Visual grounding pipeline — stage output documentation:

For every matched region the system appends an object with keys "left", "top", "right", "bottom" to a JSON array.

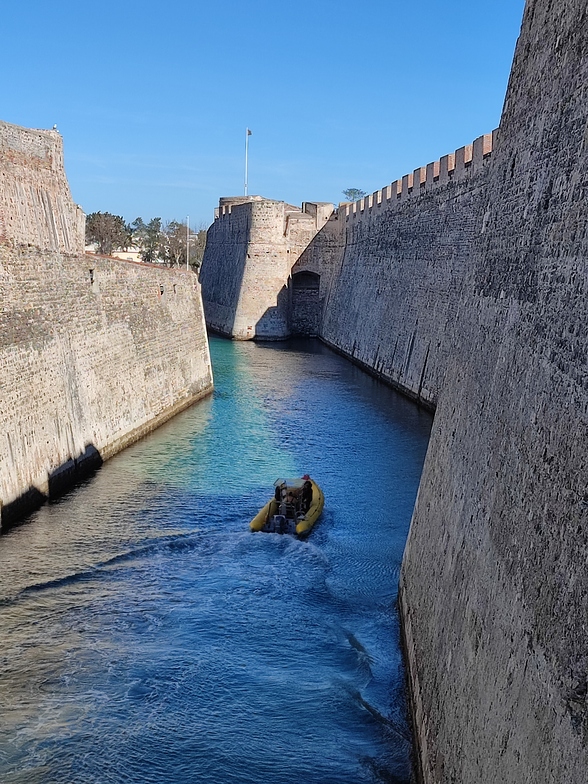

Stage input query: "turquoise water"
[{"left": 0, "top": 337, "right": 432, "bottom": 784}]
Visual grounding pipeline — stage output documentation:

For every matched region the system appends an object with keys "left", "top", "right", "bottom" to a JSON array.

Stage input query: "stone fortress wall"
[
  {"left": 0, "top": 120, "right": 213, "bottom": 526},
  {"left": 321, "top": 131, "right": 496, "bottom": 408},
  {"left": 200, "top": 1, "right": 588, "bottom": 779},
  {"left": 0, "top": 120, "right": 85, "bottom": 254},
  {"left": 200, "top": 196, "right": 334, "bottom": 339},
  {"left": 399, "top": 0, "right": 588, "bottom": 780}
]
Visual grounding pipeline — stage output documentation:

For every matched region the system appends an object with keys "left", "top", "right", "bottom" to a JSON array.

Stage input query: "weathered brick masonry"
[{"left": 0, "top": 121, "right": 213, "bottom": 525}]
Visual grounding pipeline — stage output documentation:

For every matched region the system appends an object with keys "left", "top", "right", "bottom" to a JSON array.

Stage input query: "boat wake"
[{"left": 0, "top": 531, "right": 205, "bottom": 608}]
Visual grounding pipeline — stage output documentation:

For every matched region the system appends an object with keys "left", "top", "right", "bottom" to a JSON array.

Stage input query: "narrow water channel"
[{"left": 0, "top": 336, "right": 432, "bottom": 784}]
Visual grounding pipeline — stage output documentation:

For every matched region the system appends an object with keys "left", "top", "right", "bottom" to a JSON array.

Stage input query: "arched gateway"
[{"left": 290, "top": 270, "right": 321, "bottom": 336}]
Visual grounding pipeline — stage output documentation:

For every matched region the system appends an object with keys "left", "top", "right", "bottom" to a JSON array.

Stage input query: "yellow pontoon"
[{"left": 250, "top": 476, "right": 324, "bottom": 537}]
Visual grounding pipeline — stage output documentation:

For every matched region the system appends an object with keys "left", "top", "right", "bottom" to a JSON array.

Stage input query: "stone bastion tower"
[{"left": 199, "top": 196, "right": 339, "bottom": 339}]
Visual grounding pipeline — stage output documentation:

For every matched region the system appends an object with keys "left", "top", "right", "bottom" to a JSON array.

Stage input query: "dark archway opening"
[{"left": 290, "top": 271, "right": 321, "bottom": 336}]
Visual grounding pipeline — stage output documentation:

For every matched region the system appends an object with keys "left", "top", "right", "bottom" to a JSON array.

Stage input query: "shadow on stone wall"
[
  {"left": 290, "top": 270, "right": 321, "bottom": 336},
  {"left": 199, "top": 208, "right": 250, "bottom": 337},
  {"left": 1, "top": 444, "right": 103, "bottom": 531},
  {"left": 254, "top": 284, "right": 290, "bottom": 339}
]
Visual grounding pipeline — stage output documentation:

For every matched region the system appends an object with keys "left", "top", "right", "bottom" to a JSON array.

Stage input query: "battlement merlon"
[
  {"left": 213, "top": 196, "right": 335, "bottom": 233},
  {"left": 345, "top": 130, "right": 498, "bottom": 220},
  {"left": 0, "top": 119, "right": 85, "bottom": 254}
]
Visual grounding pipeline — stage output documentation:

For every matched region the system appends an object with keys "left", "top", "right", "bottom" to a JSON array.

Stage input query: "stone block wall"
[
  {"left": 200, "top": 197, "right": 334, "bottom": 339},
  {"left": 398, "top": 0, "right": 588, "bottom": 781},
  {"left": 0, "top": 120, "right": 85, "bottom": 254},
  {"left": 320, "top": 136, "right": 494, "bottom": 407},
  {"left": 0, "top": 244, "right": 212, "bottom": 525}
]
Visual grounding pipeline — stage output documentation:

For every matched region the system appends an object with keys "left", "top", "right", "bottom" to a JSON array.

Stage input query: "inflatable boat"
[{"left": 250, "top": 476, "right": 324, "bottom": 537}]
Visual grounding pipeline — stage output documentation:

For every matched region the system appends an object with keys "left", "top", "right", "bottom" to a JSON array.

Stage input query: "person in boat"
[
  {"left": 281, "top": 490, "right": 298, "bottom": 518},
  {"left": 275, "top": 481, "right": 287, "bottom": 502},
  {"left": 301, "top": 480, "right": 313, "bottom": 513}
]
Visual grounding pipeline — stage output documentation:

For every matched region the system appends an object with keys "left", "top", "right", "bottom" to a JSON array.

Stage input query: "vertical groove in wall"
[{"left": 0, "top": 120, "right": 85, "bottom": 254}]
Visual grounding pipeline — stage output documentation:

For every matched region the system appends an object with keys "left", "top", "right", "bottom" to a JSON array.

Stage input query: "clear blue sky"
[{"left": 1, "top": 0, "right": 526, "bottom": 228}]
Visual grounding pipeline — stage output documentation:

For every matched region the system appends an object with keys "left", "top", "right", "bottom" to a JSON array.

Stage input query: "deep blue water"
[{"left": 0, "top": 336, "right": 432, "bottom": 784}]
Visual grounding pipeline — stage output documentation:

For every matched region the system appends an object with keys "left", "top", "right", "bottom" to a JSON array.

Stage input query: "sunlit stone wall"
[
  {"left": 0, "top": 120, "right": 85, "bottom": 254},
  {"left": 200, "top": 198, "right": 334, "bottom": 339},
  {"left": 0, "top": 244, "right": 212, "bottom": 524},
  {"left": 399, "top": 0, "right": 588, "bottom": 780}
]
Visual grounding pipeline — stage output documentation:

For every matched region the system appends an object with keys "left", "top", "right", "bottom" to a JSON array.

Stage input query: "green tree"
[
  {"left": 160, "top": 220, "right": 188, "bottom": 267},
  {"left": 342, "top": 188, "right": 367, "bottom": 202},
  {"left": 189, "top": 226, "right": 207, "bottom": 272},
  {"left": 157, "top": 220, "right": 208, "bottom": 270},
  {"left": 132, "top": 217, "right": 163, "bottom": 263},
  {"left": 86, "top": 212, "right": 132, "bottom": 256}
]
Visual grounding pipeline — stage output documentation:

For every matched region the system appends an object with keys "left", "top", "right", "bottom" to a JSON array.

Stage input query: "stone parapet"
[{"left": 344, "top": 131, "right": 496, "bottom": 226}]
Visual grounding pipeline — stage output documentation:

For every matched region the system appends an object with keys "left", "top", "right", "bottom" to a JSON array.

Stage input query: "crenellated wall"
[
  {"left": 344, "top": 131, "right": 495, "bottom": 226},
  {"left": 0, "top": 120, "right": 85, "bottom": 254},
  {"left": 321, "top": 131, "right": 495, "bottom": 407}
]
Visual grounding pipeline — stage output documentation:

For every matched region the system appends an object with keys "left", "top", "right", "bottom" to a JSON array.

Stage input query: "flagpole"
[{"left": 244, "top": 128, "right": 250, "bottom": 196}]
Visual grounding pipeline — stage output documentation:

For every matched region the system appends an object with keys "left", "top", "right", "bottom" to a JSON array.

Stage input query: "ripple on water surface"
[{"left": 0, "top": 337, "right": 432, "bottom": 784}]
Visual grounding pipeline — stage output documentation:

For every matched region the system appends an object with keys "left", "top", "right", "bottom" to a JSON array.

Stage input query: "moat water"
[{"left": 0, "top": 337, "right": 432, "bottom": 784}]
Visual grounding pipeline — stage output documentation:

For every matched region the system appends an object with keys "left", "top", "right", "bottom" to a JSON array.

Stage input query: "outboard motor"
[{"left": 264, "top": 514, "right": 287, "bottom": 533}]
